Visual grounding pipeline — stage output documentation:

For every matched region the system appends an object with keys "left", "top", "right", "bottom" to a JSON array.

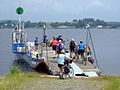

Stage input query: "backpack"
[
  {"left": 70, "top": 41, "right": 75, "bottom": 48},
  {"left": 58, "top": 43, "right": 63, "bottom": 51}
]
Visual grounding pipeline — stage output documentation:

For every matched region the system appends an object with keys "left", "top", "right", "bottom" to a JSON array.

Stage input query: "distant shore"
[
  {"left": 1, "top": 18, "right": 120, "bottom": 29},
  {"left": 1, "top": 27, "right": 120, "bottom": 30}
]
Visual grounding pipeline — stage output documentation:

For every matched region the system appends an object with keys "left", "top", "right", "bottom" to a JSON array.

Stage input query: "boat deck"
[
  {"left": 41, "top": 46, "right": 101, "bottom": 75},
  {"left": 25, "top": 42, "right": 101, "bottom": 76}
]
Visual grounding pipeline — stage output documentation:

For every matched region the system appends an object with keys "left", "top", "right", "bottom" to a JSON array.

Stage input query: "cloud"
[
  {"left": 0, "top": 0, "right": 120, "bottom": 22},
  {"left": 90, "top": 0, "right": 104, "bottom": 7},
  {"left": 22, "top": 0, "right": 65, "bottom": 14}
]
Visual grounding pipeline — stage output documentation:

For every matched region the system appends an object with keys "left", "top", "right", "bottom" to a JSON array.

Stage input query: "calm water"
[{"left": 0, "top": 28, "right": 120, "bottom": 76}]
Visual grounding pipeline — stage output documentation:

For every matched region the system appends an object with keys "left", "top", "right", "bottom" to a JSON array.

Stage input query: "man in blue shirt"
[
  {"left": 78, "top": 40, "right": 85, "bottom": 59},
  {"left": 34, "top": 37, "right": 39, "bottom": 51}
]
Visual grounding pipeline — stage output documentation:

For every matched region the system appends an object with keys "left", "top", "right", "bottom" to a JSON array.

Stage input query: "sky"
[{"left": 0, "top": 0, "right": 120, "bottom": 22}]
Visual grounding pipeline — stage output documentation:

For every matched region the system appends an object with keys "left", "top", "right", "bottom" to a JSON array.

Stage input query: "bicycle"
[{"left": 59, "top": 60, "right": 74, "bottom": 79}]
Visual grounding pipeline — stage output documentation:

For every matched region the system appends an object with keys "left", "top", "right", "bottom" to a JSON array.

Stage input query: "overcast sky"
[{"left": 0, "top": 0, "right": 120, "bottom": 22}]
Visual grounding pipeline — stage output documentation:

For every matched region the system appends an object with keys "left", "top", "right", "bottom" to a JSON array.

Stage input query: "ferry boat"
[
  {"left": 12, "top": 7, "right": 102, "bottom": 77},
  {"left": 12, "top": 7, "right": 52, "bottom": 74}
]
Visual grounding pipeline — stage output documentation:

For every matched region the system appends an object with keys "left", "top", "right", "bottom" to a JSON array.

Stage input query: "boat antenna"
[
  {"left": 43, "top": 25, "right": 50, "bottom": 68},
  {"left": 86, "top": 24, "right": 100, "bottom": 68},
  {"left": 16, "top": 1, "right": 24, "bottom": 31}
]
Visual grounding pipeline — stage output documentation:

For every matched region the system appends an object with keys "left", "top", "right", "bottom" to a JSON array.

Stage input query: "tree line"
[
  {"left": 0, "top": 18, "right": 120, "bottom": 29},
  {"left": 51, "top": 18, "right": 118, "bottom": 29}
]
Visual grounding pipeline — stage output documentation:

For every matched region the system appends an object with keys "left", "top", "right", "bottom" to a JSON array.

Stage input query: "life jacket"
[{"left": 34, "top": 40, "right": 39, "bottom": 46}]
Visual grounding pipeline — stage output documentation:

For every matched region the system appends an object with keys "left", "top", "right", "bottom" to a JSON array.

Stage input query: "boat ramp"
[{"left": 29, "top": 43, "right": 102, "bottom": 77}]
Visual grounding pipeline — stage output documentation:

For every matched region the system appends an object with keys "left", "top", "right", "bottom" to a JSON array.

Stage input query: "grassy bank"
[
  {"left": 0, "top": 67, "right": 120, "bottom": 90},
  {"left": 89, "top": 76, "right": 120, "bottom": 90}
]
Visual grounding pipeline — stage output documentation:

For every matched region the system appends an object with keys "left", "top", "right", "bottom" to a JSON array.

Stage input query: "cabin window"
[{"left": 12, "top": 32, "right": 25, "bottom": 44}]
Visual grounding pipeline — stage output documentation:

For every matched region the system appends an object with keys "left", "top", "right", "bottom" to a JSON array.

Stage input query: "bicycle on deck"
[{"left": 59, "top": 60, "right": 74, "bottom": 79}]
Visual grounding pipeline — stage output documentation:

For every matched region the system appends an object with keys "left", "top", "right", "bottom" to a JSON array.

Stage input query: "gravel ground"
[{"left": 14, "top": 75, "right": 106, "bottom": 90}]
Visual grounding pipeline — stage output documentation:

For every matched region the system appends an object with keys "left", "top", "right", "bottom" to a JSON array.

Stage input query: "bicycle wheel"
[{"left": 68, "top": 67, "right": 74, "bottom": 78}]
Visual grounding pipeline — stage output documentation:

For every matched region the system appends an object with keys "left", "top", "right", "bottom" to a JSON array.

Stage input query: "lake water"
[{"left": 0, "top": 28, "right": 120, "bottom": 76}]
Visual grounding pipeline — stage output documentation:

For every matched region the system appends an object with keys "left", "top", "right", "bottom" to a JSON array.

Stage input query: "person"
[
  {"left": 51, "top": 37, "right": 58, "bottom": 50},
  {"left": 69, "top": 39, "right": 76, "bottom": 53},
  {"left": 56, "top": 40, "right": 65, "bottom": 54},
  {"left": 74, "top": 45, "right": 79, "bottom": 60},
  {"left": 84, "top": 45, "right": 91, "bottom": 56},
  {"left": 64, "top": 49, "right": 72, "bottom": 64},
  {"left": 88, "top": 55, "right": 94, "bottom": 64},
  {"left": 78, "top": 40, "right": 85, "bottom": 59},
  {"left": 65, "top": 49, "right": 70, "bottom": 57},
  {"left": 51, "top": 37, "right": 58, "bottom": 58},
  {"left": 34, "top": 37, "right": 39, "bottom": 51},
  {"left": 43, "top": 33, "right": 48, "bottom": 44},
  {"left": 84, "top": 45, "right": 94, "bottom": 64},
  {"left": 58, "top": 50, "right": 73, "bottom": 74},
  {"left": 57, "top": 35, "right": 63, "bottom": 41}
]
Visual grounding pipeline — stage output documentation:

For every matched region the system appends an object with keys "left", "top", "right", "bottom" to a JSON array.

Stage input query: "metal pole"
[
  {"left": 40, "top": 25, "right": 46, "bottom": 57},
  {"left": 85, "top": 24, "right": 90, "bottom": 65},
  {"left": 46, "top": 42, "right": 49, "bottom": 67},
  {"left": 43, "top": 25, "right": 49, "bottom": 68},
  {"left": 88, "top": 27, "right": 99, "bottom": 68}
]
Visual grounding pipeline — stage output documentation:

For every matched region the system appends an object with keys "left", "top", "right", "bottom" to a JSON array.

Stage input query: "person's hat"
[
  {"left": 65, "top": 49, "right": 69, "bottom": 52},
  {"left": 71, "top": 38, "right": 74, "bottom": 41},
  {"left": 59, "top": 40, "right": 62, "bottom": 42},
  {"left": 80, "top": 40, "right": 83, "bottom": 43}
]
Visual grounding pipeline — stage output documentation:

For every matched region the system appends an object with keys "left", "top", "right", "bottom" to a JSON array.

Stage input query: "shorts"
[
  {"left": 35, "top": 45, "right": 39, "bottom": 48},
  {"left": 70, "top": 47, "right": 75, "bottom": 52},
  {"left": 52, "top": 45, "right": 57, "bottom": 50},
  {"left": 74, "top": 51, "right": 78, "bottom": 54},
  {"left": 58, "top": 64, "right": 64, "bottom": 67},
  {"left": 78, "top": 50, "right": 84, "bottom": 55},
  {"left": 57, "top": 49, "right": 62, "bottom": 54}
]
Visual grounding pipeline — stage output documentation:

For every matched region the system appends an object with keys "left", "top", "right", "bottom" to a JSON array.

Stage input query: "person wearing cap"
[
  {"left": 56, "top": 40, "right": 65, "bottom": 54},
  {"left": 57, "top": 50, "right": 73, "bottom": 74},
  {"left": 69, "top": 38, "right": 77, "bottom": 53}
]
